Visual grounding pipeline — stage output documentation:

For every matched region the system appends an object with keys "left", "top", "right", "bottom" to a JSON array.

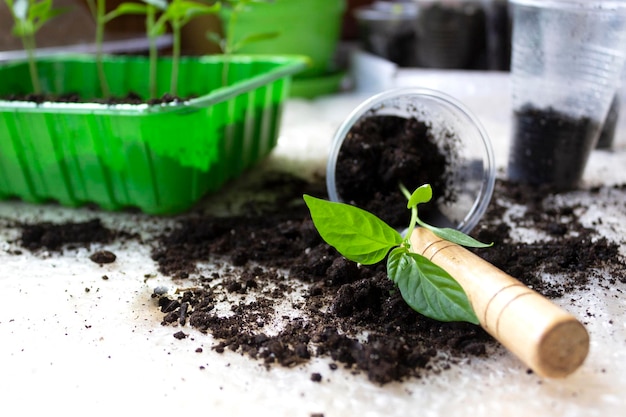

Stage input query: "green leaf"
[
  {"left": 153, "top": 12, "right": 169, "bottom": 34},
  {"left": 417, "top": 220, "right": 492, "bottom": 248},
  {"left": 233, "top": 31, "right": 279, "bottom": 51},
  {"left": 303, "top": 195, "right": 402, "bottom": 265},
  {"left": 113, "top": 3, "right": 150, "bottom": 15},
  {"left": 28, "top": 0, "right": 50, "bottom": 19},
  {"left": 387, "top": 247, "right": 478, "bottom": 324},
  {"left": 407, "top": 184, "right": 433, "bottom": 209},
  {"left": 206, "top": 31, "right": 224, "bottom": 47},
  {"left": 104, "top": 3, "right": 148, "bottom": 24},
  {"left": 165, "top": 0, "right": 220, "bottom": 24},
  {"left": 33, "top": 7, "right": 68, "bottom": 31}
]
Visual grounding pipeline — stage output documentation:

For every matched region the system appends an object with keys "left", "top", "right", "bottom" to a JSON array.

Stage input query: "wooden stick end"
[{"left": 535, "top": 318, "right": 590, "bottom": 378}]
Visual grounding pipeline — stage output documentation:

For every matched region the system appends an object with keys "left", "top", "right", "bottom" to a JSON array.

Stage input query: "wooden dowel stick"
[{"left": 409, "top": 228, "right": 589, "bottom": 378}]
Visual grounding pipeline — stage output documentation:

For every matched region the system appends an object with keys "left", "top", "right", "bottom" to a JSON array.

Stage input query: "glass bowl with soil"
[{"left": 327, "top": 87, "right": 495, "bottom": 234}]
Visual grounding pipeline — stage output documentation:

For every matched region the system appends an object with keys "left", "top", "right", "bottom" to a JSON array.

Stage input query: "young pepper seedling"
[
  {"left": 207, "top": 0, "right": 280, "bottom": 86},
  {"left": 98, "top": 0, "right": 169, "bottom": 99},
  {"left": 303, "top": 184, "right": 492, "bottom": 324},
  {"left": 4, "top": 0, "right": 67, "bottom": 94},
  {"left": 153, "top": 0, "right": 221, "bottom": 95}
]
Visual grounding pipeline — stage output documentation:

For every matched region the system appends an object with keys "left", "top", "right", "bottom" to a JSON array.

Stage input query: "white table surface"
[{"left": 1, "top": 69, "right": 626, "bottom": 416}]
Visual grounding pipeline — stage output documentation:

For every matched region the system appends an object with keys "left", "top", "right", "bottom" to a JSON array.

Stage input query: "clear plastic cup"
[
  {"left": 326, "top": 88, "right": 495, "bottom": 234},
  {"left": 508, "top": 0, "right": 626, "bottom": 189}
]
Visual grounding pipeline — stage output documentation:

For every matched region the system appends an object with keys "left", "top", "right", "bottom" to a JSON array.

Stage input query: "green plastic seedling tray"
[{"left": 0, "top": 54, "right": 307, "bottom": 214}]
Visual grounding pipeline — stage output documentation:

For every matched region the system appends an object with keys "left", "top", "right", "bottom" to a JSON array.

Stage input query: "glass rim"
[
  {"left": 510, "top": 0, "right": 626, "bottom": 11},
  {"left": 326, "top": 87, "right": 496, "bottom": 234}
]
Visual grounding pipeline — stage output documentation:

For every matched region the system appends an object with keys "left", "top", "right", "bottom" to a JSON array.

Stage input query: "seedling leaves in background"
[
  {"left": 4, "top": 0, "right": 67, "bottom": 93},
  {"left": 155, "top": 0, "right": 221, "bottom": 95}
]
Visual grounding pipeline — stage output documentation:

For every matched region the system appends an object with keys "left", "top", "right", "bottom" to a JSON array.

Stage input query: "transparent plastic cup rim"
[
  {"left": 326, "top": 87, "right": 496, "bottom": 234},
  {"left": 510, "top": 0, "right": 626, "bottom": 11}
]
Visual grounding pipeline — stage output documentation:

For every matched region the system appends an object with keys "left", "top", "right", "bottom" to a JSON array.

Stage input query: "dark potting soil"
[
  {"left": 11, "top": 173, "right": 626, "bottom": 384},
  {"left": 19, "top": 218, "right": 115, "bottom": 251},
  {"left": 8, "top": 108, "right": 626, "bottom": 384},
  {"left": 89, "top": 250, "right": 117, "bottom": 265},
  {"left": 9, "top": 108, "right": 625, "bottom": 385},
  {"left": 0, "top": 92, "right": 190, "bottom": 105},
  {"left": 334, "top": 114, "right": 450, "bottom": 229},
  {"left": 147, "top": 176, "right": 626, "bottom": 384},
  {"left": 508, "top": 104, "right": 601, "bottom": 190}
]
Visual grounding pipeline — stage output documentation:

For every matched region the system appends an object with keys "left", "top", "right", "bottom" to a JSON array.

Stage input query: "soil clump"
[{"left": 19, "top": 218, "right": 115, "bottom": 251}]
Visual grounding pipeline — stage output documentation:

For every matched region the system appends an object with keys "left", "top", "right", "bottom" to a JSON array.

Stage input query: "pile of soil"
[
  {"left": 334, "top": 114, "right": 450, "bottom": 229},
  {"left": 9, "top": 112, "right": 626, "bottom": 384},
  {"left": 12, "top": 173, "right": 626, "bottom": 384},
  {"left": 149, "top": 175, "right": 626, "bottom": 384}
]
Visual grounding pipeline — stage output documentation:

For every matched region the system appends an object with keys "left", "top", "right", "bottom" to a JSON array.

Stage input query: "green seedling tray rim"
[{"left": 0, "top": 54, "right": 309, "bottom": 115}]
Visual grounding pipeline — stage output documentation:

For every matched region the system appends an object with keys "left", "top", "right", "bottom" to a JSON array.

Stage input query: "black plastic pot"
[
  {"left": 416, "top": 1, "right": 488, "bottom": 69},
  {"left": 354, "top": 2, "right": 419, "bottom": 67}
]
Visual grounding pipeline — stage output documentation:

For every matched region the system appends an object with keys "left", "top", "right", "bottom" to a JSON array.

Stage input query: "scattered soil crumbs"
[
  {"left": 148, "top": 175, "right": 626, "bottom": 384},
  {"left": 473, "top": 182, "right": 626, "bottom": 297},
  {"left": 89, "top": 250, "right": 117, "bottom": 265},
  {"left": 15, "top": 218, "right": 134, "bottom": 263},
  {"left": 19, "top": 219, "right": 114, "bottom": 251},
  {"left": 11, "top": 174, "right": 626, "bottom": 385}
]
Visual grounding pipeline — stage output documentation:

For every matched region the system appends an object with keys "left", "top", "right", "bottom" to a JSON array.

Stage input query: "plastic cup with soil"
[
  {"left": 326, "top": 88, "right": 495, "bottom": 234},
  {"left": 507, "top": 0, "right": 626, "bottom": 190}
]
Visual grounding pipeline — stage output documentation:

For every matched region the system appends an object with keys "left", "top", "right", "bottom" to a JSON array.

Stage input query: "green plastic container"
[
  {"left": 0, "top": 55, "right": 306, "bottom": 214},
  {"left": 220, "top": 0, "right": 346, "bottom": 78}
]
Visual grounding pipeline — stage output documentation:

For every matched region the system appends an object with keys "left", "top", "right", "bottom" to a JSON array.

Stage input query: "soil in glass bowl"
[{"left": 333, "top": 114, "right": 451, "bottom": 230}]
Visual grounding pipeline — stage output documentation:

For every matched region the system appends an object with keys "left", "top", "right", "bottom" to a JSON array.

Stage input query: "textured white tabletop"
[{"left": 1, "top": 70, "right": 625, "bottom": 416}]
